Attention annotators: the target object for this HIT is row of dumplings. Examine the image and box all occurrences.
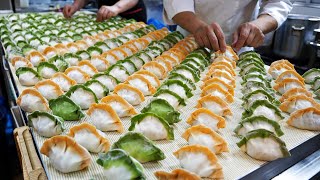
[303,68,320,98]
[235,52,290,162]
[1,13,128,60]
[13,23,158,86]
[269,61,320,131]
[155,49,239,179]
[35,36,202,176]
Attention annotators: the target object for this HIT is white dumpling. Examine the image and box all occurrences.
[287,107,320,131]
[28,111,64,137]
[35,80,64,100]
[17,89,49,113]
[40,135,91,173]
[66,85,97,109]
[87,103,124,132]
[114,84,145,105]
[68,123,110,153]
[173,145,223,178]
[129,113,173,140]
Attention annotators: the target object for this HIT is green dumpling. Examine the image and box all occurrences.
[237,129,290,161]
[129,112,174,140]
[158,79,193,99]
[234,115,284,137]
[65,84,98,109]
[112,132,165,163]
[141,99,181,124]
[242,100,284,121]
[97,149,146,180]
[49,95,85,121]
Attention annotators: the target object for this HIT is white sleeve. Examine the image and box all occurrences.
[163,0,195,25]
[259,0,293,29]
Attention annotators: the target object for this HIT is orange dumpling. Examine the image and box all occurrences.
[196,95,232,117]
[201,84,234,103]
[187,108,226,131]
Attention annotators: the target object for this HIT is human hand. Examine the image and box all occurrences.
[232,22,265,51]
[194,22,227,52]
[96,6,119,22]
[63,4,79,19]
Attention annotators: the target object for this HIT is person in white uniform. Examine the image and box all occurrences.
[163,0,293,52]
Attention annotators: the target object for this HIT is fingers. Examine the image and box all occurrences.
[211,23,226,52]
[63,5,72,18]
[207,29,219,51]
[96,7,105,22]
[233,26,250,51]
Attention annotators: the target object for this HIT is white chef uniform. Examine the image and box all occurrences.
[163,0,293,45]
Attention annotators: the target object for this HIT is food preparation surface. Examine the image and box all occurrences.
[9,63,319,180]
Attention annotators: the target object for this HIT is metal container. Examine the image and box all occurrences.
[307,29,320,68]
[273,14,320,65]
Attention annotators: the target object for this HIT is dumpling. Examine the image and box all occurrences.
[34,79,64,100]
[182,125,229,153]
[242,89,280,110]
[287,107,320,131]
[92,73,118,91]
[195,95,232,117]
[101,94,137,117]
[84,79,109,99]
[48,55,69,72]
[112,132,165,163]
[212,56,236,69]
[210,61,234,72]
[51,72,77,92]
[129,112,174,140]
[241,74,271,88]
[65,84,98,109]
[168,72,197,90]
[27,51,46,66]
[237,129,290,161]
[75,40,89,50]
[312,77,320,91]
[234,116,284,137]
[242,81,275,96]
[201,78,234,95]
[17,88,49,113]
[268,63,294,79]
[270,59,294,70]
[154,169,201,180]
[28,111,64,137]
[90,55,110,72]
[37,62,59,79]
[201,84,234,103]
[202,77,235,90]
[135,70,161,88]
[49,95,85,121]
[87,103,124,132]
[16,67,41,86]
[187,108,226,131]
[125,74,156,96]
[142,61,167,80]
[215,46,238,61]
[64,67,90,84]
[109,47,128,60]
[284,86,309,101]
[107,64,130,82]
[101,51,119,65]
[279,95,320,114]
[11,56,33,69]
[68,122,110,153]
[40,135,91,173]
[97,149,145,180]
[242,100,284,121]
[66,42,80,53]
[78,60,99,77]
[239,62,266,77]
[275,70,304,84]
[159,79,193,99]
[273,78,305,94]
[141,99,181,124]
[113,84,145,105]
[153,89,186,109]
[172,65,200,82]
[173,145,223,178]
[43,46,59,59]
[203,71,235,87]
[208,65,235,77]
[302,68,320,84]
